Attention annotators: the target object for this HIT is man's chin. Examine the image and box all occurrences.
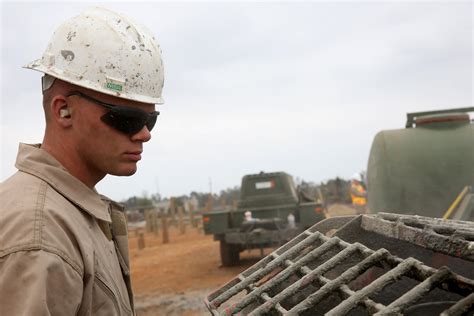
[111,166,138,177]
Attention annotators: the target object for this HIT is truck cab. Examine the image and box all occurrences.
[203,171,326,266]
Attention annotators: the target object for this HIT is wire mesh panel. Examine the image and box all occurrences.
[205,213,474,315]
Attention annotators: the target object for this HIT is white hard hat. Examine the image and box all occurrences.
[24,7,164,104]
[351,173,362,182]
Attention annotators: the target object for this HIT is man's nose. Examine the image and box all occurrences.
[131,125,152,142]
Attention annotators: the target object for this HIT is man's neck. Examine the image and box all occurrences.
[41,138,104,189]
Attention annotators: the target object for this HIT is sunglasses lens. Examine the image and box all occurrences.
[146,114,158,132]
[101,107,157,135]
[68,91,159,135]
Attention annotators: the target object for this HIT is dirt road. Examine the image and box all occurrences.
[129,204,357,315]
[129,227,266,315]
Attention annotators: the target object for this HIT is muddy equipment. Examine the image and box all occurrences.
[202,171,326,266]
[205,213,474,315]
[367,107,474,219]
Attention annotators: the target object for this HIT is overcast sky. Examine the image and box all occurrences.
[1,1,472,201]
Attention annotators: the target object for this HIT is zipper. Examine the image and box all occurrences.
[95,273,121,314]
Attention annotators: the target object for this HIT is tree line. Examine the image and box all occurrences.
[121,177,352,211]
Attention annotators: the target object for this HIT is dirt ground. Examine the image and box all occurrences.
[129,204,357,315]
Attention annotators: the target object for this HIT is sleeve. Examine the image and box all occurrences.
[0,249,83,315]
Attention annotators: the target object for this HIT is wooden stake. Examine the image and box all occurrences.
[169,198,177,226]
[152,211,159,235]
[161,213,170,244]
[138,233,145,250]
[178,206,186,234]
[189,202,197,228]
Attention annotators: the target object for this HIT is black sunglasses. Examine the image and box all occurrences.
[67,91,159,135]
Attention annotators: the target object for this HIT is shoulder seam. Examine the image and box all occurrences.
[0,244,84,278]
[33,180,48,243]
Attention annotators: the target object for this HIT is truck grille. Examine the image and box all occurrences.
[205,213,474,315]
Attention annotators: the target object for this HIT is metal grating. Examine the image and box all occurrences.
[205,213,474,315]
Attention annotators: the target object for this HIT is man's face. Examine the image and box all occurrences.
[67,89,156,180]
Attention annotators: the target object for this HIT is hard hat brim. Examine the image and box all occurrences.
[24,60,164,105]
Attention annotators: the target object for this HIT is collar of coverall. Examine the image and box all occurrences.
[15,143,112,222]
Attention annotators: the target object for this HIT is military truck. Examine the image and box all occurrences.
[367,107,474,220]
[202,171,326,266]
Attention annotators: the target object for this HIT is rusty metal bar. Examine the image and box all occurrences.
[206,277,243,305]
[297,259,391,314]
[249,242,362,315]
[287,248,391,315]
[440,292,474,316]
[249,284,289,314]
[361,215,474,260]
[325,258,420,316]
[365,213,474,239]
[377,212,474,232]
[208,230,324,309]
[230,237,341,314]
[374,266,452,315]
[319,278,386,314]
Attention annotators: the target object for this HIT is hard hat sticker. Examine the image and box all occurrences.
[105,77,124,92]
[106,82,123,92]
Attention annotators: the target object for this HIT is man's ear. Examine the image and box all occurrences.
[51,95,73,127]
[60,108,71,118]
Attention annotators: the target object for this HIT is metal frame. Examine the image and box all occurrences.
[205,213,474,315]
[405,107,474,128]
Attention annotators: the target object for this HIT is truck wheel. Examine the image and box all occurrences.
[220,240,239,266]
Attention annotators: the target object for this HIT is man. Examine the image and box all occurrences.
[350,172,367,214]
[0,7,164,315]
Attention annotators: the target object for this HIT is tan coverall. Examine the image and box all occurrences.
[0,143,134,315]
